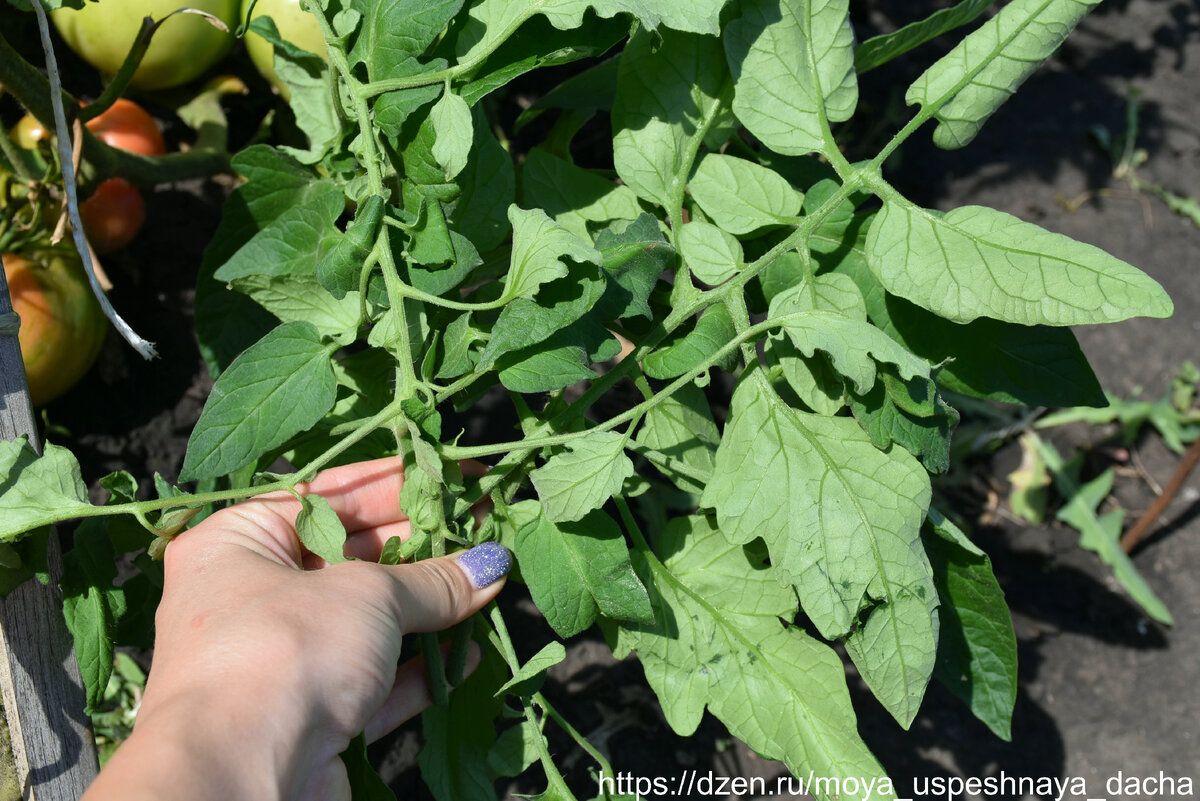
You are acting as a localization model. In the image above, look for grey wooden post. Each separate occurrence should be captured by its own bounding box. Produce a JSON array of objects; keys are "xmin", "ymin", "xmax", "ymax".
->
[{"xmin": 0, "ymin": 261, "xmax": 98, "ymax": 800}]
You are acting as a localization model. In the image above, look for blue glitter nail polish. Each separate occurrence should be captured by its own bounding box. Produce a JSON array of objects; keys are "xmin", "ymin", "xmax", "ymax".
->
[{"xmin": 456, "ymin": 542, "xmax": 511, "ymax": 589}]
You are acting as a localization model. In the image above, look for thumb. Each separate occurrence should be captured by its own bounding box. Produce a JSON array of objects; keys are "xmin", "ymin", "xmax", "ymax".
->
[{"xmin": 389, "ymin": 542, "xmax": 511, "ymax": 634}]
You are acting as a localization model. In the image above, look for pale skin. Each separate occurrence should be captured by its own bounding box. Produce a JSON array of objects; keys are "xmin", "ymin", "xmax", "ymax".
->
[{"xmin": 82, "ymin": 457, "xmax": 505, "ymax": 801}]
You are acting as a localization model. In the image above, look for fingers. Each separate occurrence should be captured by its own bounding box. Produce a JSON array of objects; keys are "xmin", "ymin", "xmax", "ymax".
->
[
  {"xmin": 387, "ymin": 543, "xmax": 511, "ymax": 634},
  {"xmin": 364, "ymin": 641, "xmax": 482, "ymax": 743}
]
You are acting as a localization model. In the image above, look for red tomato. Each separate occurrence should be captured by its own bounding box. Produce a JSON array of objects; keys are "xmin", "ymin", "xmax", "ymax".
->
[
  {"xmin": 85, "ymin": 98, "xmax": 166, "ymax": 156},
  {"xmin": 80, "ymin": 178, "xmax": 147, "ymax": 255}
]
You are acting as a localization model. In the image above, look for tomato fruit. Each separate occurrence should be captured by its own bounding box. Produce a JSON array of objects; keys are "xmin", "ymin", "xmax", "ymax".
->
[
  {"xmin": 10, "ymin": 114, "xmax": 50, "ymax": 150},
  {"xmin": 86, "ymin": 98, "xmax": 166, "ymax": 156},
  {"xmin": 242, "ymin": 0, "xmax": 326, "ymax": 97},
  {"xmin": 51, "ymin": 0, "xmax": 239, "ymax": 90},
  {"xmin": 80, "ymin": 179, "xmax": 147, "ymax": 255},
  {"xmin": 2, "ymin": 250, "xmax": 107, "ymax": 407}
]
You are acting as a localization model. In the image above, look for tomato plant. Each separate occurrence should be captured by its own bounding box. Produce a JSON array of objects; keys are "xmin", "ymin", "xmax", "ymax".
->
[
  {"xmin": 0, "ymin": 2, "xmax": 1181, "ymax": 801},
  {"xmin": 242, "ymin": 0, "xmax": 326, "ymax": 96},
  {"xmin": 51, "ymin": 0, "xmax": 239, "ymax": 90},
  {"xmin": 2, "ymin": 249, "xmax": 106, "ymax": 407}
]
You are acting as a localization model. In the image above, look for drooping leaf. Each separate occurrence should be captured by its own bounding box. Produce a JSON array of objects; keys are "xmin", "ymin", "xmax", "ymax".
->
[
  {"xmin": 419, "ymin": 648, "xmax": 505, "ymax": 801},
  {"xmin": 196, "ymin": 147, "xmax": 333, "ymax": 374},
  {"xmin": 181, "ymin": 322, "xmax": 337, "ymax": 482},
  {"xmin": 495, "ymin": 642, "xmax": 567, "ymax": 698},
  {"xmin": 866, "ymin": 201, "xmax": 1173, "ymax": 326},
  {"xmin": 486, "ymin": 719, "xmax": 545, "ymax": 779},
  {"xmin": 634, "ymin": 382, "xmax": 719, "ymax": 494},
  {"xmin": 61, "ymin": 521, "xmax": 125, "ymax": 713},
  {"xmin": 296, "ymin": 494, "xmax": 349, "ymax": 564},
  {"xmin": 924, "ymin": 509, "xmax": 1018, "ymax": 741},
  {"xmin": 430, "ymin": 89, "xmax": 474, "ymax": 181},
  {"xmin": 847, "ymin": 368, "xmax": 960, "ymax": 475},
  {"xmin": 592, "ymin": 214, "xmax": 674, "ymax": 321},
  {"xmin": 724, "ymin": 0, "xmax": 857, "ymax": 156},
  {"xmin": 612, "ymin": 516, "xmax": 890, "ymax": 799},
  {"xmin": 688, "ymin": 153, "xmax": 803, "ymax": 235},
  {"xmin": 317, "ymin": 195, "xmax": 386, "ymax": 299},
  {"xmin": 522, "ymin": 148, "xmax": 642, "ymax": 241},
  {"xmin": 450, "ymin": 108, "xmax": 516, "ymax": 252},
  {"xmin": 213, "ymin": 185, "xmax": 344, "ymax": 281},
  {"xmin": 0, "ymin": 439, "xmax": 92, "ymax": 543},
  {"xmin": 612, "ymin": 28, "xmax": 731, "ymax": 209},
  {"xmin": 514, "ymin": 507, "xmax": 653, "ymax": 638},
  {"xmin": 504, "ymin": 206, "xmax": 602, "ymax": 301},
  {"xmin": 642, "ymin": 304, "xmax": 736, "ymax": 380},
  {"xmin": 234, "ymin": 272, "xmax": 360, "ymax": 345},
  {"xmin": 530, "ymin": 431, "xmax": 635, "ymax": 523},
  {"xmin": 702, "ymin": 376, "xmax": 937, "ymax": 726},
  {"xmin": 854, "ymin": 0, "xmax": 994, "ymax": 75},
  {"xmin": 249, "ymin": 16, "xmax": 340, "ymax": 163},
  {"xmin": 479, "ymin": 263, "xmax": 607, "ymax": 368},
  {"xmin": 1034, "ymin": 436, "xmax": 1172, "ymax": 624},
  {"xmin": 907, "ymin": 0, "xmax": 1101, "ymax": 148},
  {"xmin": 678, "ymin": 221, "xmax": 743, "ymax": 286},
  {"xmin": 497, "ymin": 318, "xmax": 621, "ymax": 393}
]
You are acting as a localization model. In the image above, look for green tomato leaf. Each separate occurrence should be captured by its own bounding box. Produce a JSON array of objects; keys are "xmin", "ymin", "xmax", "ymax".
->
[
  {"xmin": 456, "ymin": 0, "xmax": 727, "ymax": 71},
  {"xmin": 847, "ymin": 368, "xmax": 960, "ymax": 475},
  {"xmin": 505, "ymin": 206, "xmax": 602, "ymax": 301},
  {"xmin": 907, "ymin": 0, "xmax": 1101, "ymax": 148},
  {"xmin": 61, "ymin": 521, "xmax": 125, "ymax": 713},
  {"xmin": 495, "ymin": 641, "xmax": 567, "ymax": 698},
  {"xmin": 430, "ymin": 89, "xmax": 473, "ymax": 181},
  {"xmin": 643, "ymin": 304, "xmax": 736, "ymax": 380},
  {"xmin": 213, "ymin": 186, "xmax": 344, "ymax": 281},
  {"xmin": 450, "ymin": 108, "xmax": 516, "ymax": 252},
  {"xmin": 613, "ymin": 516, "xmax": 890, "ymax": 798},
  {"xmin": 702, "ymin": 377, "xmax": 937, "ymax": 726},
  {"xmin": 514, "ymin": 508, "xmax": 653, "ymax": 638},
  {"xmin": 317, "ymin": 195, "xmax": 386, "ymax": 299},
  {"xmin": 634, "ymin": 382, "xmax": 719, "ymax": 494},
  {"xmin": 854, "ymin": 0, "xmax": 994, "ymax": 75},
  {"xmin": 340, "ymin": 734, "xmax": 396, "ymax": 800},
  {"xmin": 593, "ymin": 214, "xmax": 673, "ymax": 321},
  {"xmin": 762, "ymin": 272, "xmax": 866, "ymax": 415},
  {"xmin": 181, "ymin": 322, "xmax": 337, "ymax": 482},
  {"xmin": 350, "ymin": 0, "xmax": 463, "ymax": 81},
  {"xmin": 486, "ymin": 719, "xmax": 545, "ymax": 780},
  {"xmin": 0, "ymin": 438, "xmax": 92, "ymax": 543},
  {"xmin": 724, "ymin": 0, "xmax": 857, "ymax": 157},
  {"xmin": 612, "ymin": 28, "xmax": 731, "ymax": 208},
  {"xmin": 234, "ymin": 272, "xmax": 360, "ymax": 345},
  {"xmin": 866, "ymin": 201, "xmax": 1173, "ymax": 325},
  {"xmin": 836, "ymin": 256, "xmax": 1107, "ymax": 407},
  {"xmin": 522, "ymin": 148, "xmax": 642, "ymax": 241},
  {"xmin": 196, "ymin": 147, "xmax": 333, "ymax": 374},
  {"xmin": 688, "ymin": 153, "xmax": 803, "ymax": 235},
  {"xmin": 678, "ymin": 220, "xmax": 743, "ymax": 286},
  {"xmin": 296, "ymin": 494, "xmax": 349, "ymax": 565},
  {"xmin": 530, "ymin": 430, "xmax": 635, "ymax": 523},
  {"xmin": 418, "ymin": 648, "xmax": 504, "ymax": 801},
  {"xmin": 479, "ymin": 262, "xmax": 608, "ymax": 368},
  {"xmin": 249, "ymin": 16, "xmax": 340, "ymax": 163},
  {"xmin": 925, "ymin": 509, "xmax": 1018, "ymax": 741}
]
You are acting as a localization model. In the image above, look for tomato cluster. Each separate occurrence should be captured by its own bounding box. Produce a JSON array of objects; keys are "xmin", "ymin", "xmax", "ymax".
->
[{"xmin": 81, "ymin": 98, "xmax": 165, "ymax": 254}]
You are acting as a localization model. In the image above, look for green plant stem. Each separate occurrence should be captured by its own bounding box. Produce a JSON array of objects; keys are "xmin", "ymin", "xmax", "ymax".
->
[
  {"xmin": 533, "ymin": 690, "xmax": 615, "ymax": 781},
  {"xmin": 444, "ymin": 618, "xmax": 476, "ymax": 686},
  {"xmin": 666, "ymin": 81, "xmax": 731, "ymax": 238},
  {"xmin": 420, "ymin": 632, "xmax": 450, "ymax": 707}
]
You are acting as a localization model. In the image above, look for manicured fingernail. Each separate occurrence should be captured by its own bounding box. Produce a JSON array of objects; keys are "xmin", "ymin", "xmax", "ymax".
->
[{"xmin": 456, "ymin": 542, "xmax": 511, "ymax": 589}]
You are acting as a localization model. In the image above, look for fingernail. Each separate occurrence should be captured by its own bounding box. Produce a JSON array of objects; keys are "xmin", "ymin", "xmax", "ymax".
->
[{"xmin": 455, "ymin": 542, "xmax": 511, "ymax": 589}]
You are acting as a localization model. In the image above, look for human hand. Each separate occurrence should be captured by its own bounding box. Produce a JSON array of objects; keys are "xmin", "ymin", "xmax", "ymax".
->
[{"xmin": 83, "ymin": 457, "xmax": 509, "ymax": 801}]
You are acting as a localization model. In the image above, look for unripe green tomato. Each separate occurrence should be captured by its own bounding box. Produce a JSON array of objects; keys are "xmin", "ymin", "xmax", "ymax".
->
[
  {"xmin": 51, "ymin": 0, "xmax": 240, "ymax": 90},
  {"xmin": 242, "ymin": 0, "xmax": 327, "ymax": 97}
]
